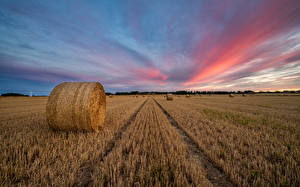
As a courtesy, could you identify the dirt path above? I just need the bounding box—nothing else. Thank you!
[153,98,235,187]
[75,98,234,186]
[73,99,148,186]
[96,99,212,186]
[100,99,148,160]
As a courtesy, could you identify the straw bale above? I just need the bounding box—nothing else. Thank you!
[166,94,173,101]
[46,82,106,132]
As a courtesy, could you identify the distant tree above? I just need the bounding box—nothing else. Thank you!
[130,91,139,95]
[175,90,187,95]
[244,90,254,94]
[1,93,28,96]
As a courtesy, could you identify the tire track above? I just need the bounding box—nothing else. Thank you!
[153,98,235,187]
[100,99,148,160]
[73,99,148,186]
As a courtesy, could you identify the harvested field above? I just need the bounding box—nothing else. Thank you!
[0,95,299,186]
[154,95,300,186]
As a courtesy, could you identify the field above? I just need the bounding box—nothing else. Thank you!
[0,95,299,186]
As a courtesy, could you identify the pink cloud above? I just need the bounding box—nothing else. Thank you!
[185,0,300,86]
[130,67,168,84]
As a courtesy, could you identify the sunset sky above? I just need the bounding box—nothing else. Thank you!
[0,0,300,94]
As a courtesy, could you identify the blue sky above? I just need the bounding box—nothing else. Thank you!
[0,0,300,94]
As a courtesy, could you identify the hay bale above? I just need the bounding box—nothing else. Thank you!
[166,94,173,101]
[46,82,106,132]
[242,94,246,97]
[109,95,113,98]
[229,94,234,97]
[186,95,190,98]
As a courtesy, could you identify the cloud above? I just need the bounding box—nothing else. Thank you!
[185,0,300,85]
[0,0,299,92]
[190,61,300,91]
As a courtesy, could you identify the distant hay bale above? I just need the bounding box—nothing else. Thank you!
[186,95,190,98]
[46,82,106,132]
[166,94,173,101]
[109,95,113,98]
[242,94,246,97]
[229,94,234,97]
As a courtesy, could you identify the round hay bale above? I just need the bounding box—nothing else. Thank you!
[166,94,173,101]
[229,94,234,97]
[186,95,190,98]
[109,95,113,98]
[46,82,106,132]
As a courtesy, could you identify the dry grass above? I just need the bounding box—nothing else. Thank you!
[93,99,211,186]
[1,94,299,186]
[0,96,145,186]
[155,95,300,186]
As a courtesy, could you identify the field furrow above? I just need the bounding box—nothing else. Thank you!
[155,96,300,186]
[93,99,212,186]
[73,99,148,186]
[153,98,235,187]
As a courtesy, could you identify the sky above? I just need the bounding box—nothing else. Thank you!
[0,0,300,94]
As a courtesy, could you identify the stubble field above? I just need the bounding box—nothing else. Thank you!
[0,95,299,186]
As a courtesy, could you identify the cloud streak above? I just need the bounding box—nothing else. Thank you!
[186,0,300,85]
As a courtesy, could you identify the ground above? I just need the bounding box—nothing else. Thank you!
[0,95,299,186]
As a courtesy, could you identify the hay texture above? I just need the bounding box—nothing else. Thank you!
[46,82,106,132]
[166,94,173,101]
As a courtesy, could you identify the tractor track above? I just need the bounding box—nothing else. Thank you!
[73,99,148,186]
[100,99,148,160]
[153,98,235,187]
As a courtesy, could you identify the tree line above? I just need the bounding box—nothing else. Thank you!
[106,90,300,95]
